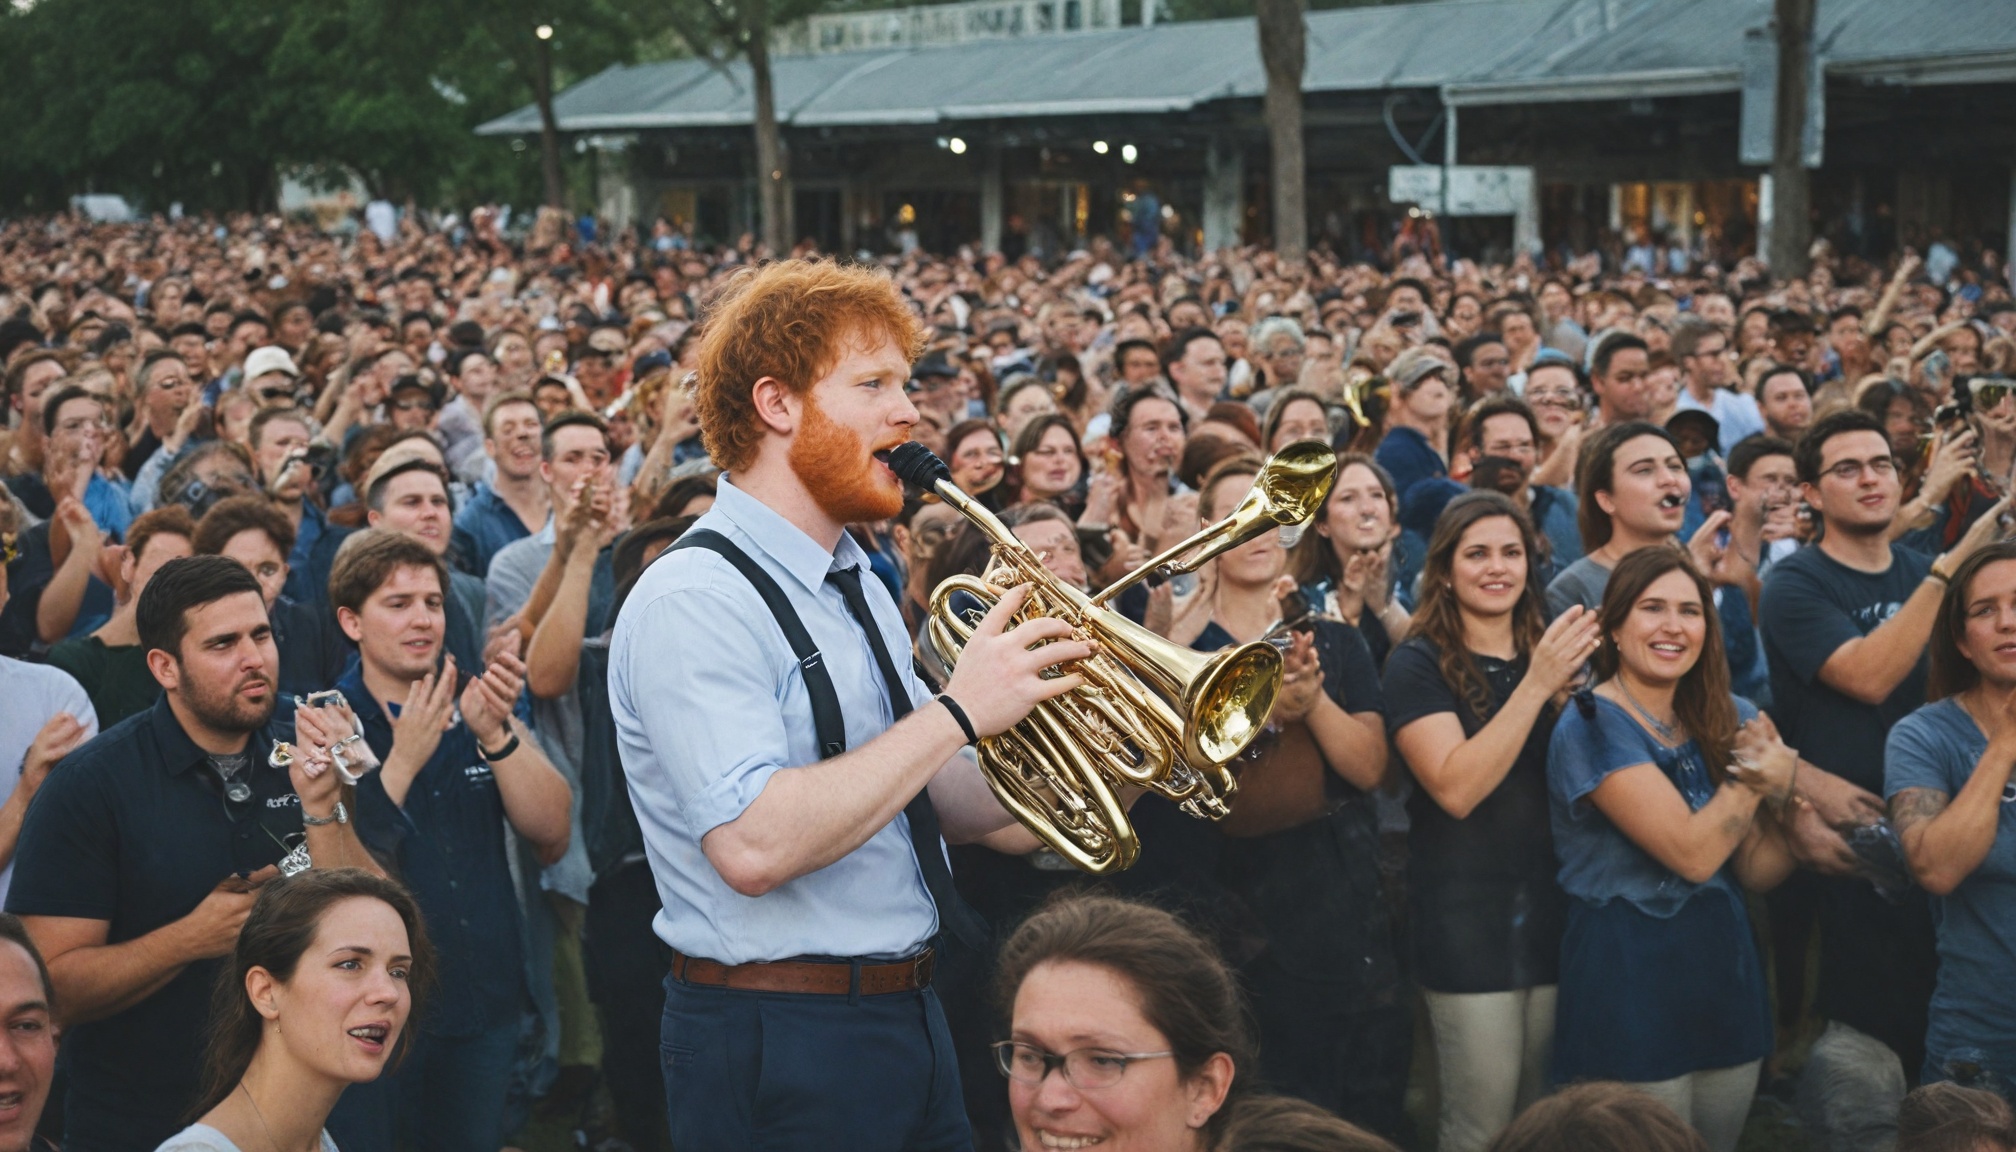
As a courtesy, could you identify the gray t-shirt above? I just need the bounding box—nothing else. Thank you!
[0,656,96,903]
[1546,554,1612,619]
[154,1123,339,1152]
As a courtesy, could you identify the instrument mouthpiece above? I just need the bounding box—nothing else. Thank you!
[887,442,953,490]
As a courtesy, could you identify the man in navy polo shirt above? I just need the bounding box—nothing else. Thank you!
[6,556,374,1152]
[329,529,571,1152]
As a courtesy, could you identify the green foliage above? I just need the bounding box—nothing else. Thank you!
[0,0,648,212]
[0,0,1420,213]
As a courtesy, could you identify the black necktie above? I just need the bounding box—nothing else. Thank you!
[827,565,990,951]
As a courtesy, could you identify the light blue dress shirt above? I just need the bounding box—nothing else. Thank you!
[610,476,939,964]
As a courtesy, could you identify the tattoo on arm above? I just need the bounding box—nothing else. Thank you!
[1890,787,1951,836]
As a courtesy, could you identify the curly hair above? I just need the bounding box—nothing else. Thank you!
[692,260,928,474]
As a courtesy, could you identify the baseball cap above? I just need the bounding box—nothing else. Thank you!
[1388,348,1451,393]
[388,374,445,408]
[908,352,959,390]
[360,441,447,496]
[243,346,300,381]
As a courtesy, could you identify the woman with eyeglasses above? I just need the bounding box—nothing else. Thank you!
[993,893,1246,1151]
[1523,358,1586,491]
[1885,541,2016,1096]
[943,419,1009,512]
[1548,547,1798,1152]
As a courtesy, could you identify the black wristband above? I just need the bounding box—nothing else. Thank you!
[937,695,979,745]
[477,731,521,762]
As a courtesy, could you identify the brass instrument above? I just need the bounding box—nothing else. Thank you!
[886,440,1337,873]
[1338,370,1386,431]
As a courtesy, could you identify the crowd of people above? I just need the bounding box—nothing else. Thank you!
[1,204,2015,1152]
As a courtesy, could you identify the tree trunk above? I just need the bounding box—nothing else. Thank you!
[533,36,566,210]
[1257,0,1307,263]
[1768,0,1814,276]
[747,10,792,255]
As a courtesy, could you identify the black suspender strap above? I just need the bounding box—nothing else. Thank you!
[665,530,848,760]
[661,529,990,950]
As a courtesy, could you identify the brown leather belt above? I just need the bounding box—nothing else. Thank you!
[670,948,935,996]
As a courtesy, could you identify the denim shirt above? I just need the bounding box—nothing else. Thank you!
[341,664,526,1038]
[1548,692,1758,918]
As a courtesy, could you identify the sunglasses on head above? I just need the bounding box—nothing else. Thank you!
[1970,376,2016,408]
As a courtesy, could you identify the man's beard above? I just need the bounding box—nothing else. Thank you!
[789,396,905,524]
[181,664,278,734]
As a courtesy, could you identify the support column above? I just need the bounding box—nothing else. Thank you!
[1514,169,1541,257]
[594,143,638,232]
[2008,168,2016,284]
[1756,173,1775,266]
[1204,136,1244,254]
[980,145,1004,254]
[840,183,858,255]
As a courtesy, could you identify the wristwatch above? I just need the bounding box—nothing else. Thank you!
[302,801,348,827]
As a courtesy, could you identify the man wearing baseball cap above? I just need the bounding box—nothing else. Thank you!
[242,346,300,409]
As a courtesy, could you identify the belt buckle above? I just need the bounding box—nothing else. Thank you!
[913,949,935,989]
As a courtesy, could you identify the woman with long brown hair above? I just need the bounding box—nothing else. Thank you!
[1884,540,2016,1095]
[1167,454,1405,1139]
[1547,547,1798,1152]
[155,870,432,1152]
[1384,491,1597,1152]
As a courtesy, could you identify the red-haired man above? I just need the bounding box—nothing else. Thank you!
[611,260,1089,1147]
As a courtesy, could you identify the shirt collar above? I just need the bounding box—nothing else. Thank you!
[149,692,273,776]
[712,474,871,594]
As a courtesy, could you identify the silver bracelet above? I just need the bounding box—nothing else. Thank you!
[302,801,348,827]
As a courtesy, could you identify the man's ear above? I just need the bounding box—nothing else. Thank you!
[337,606,364,644]
[146,647,181,692]
[750,377,799,437]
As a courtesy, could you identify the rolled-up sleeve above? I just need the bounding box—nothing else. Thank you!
[616,577,796,840]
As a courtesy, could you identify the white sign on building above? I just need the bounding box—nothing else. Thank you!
[1388,165,1540,253]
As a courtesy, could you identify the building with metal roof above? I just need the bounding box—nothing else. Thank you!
[479,0,2016,261]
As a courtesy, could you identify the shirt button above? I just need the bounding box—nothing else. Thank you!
[449,880,458,890]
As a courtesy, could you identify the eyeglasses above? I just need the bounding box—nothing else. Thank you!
[1527,391,1583,410]
[991,1042,1173,1090]
[1822,456,1898,482]
[392,400,437,413]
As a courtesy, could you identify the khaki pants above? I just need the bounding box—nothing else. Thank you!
[1634,1060,1762,1152]
[1423,986,1557,1152]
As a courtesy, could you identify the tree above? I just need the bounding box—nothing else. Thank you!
[1257,0,1307,262]
[0,0,637,213]
[1767,0,1816,277]
[662,0,830,254]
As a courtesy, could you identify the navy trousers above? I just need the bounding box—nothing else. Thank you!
[661,970,974,1151]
